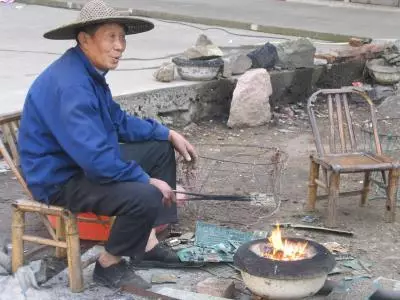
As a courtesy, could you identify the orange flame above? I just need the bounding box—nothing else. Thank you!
[263,223,308,261]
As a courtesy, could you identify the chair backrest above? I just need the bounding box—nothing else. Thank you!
[0,111,33,198]
[307,87,382,156]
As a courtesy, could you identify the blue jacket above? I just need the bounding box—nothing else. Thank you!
[18,46,169,203]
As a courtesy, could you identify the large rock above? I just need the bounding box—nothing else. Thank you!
[153,62,175,82]
[227,69,272,128]
[184,34,223,59]
[247,43,278,69]
[275,38,316,69]
[222,53,252,77]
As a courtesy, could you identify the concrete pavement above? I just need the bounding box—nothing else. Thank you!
[16,0,400,41]
[0,3,302,115]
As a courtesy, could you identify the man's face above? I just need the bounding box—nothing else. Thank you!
[79,23,126,71]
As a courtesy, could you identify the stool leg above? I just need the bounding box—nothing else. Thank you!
[305,160,320,211]
[64,212,83,293]
[360,171,371,207]
[11,207,25,273]
[326,172,340,228]
[385,169,399,223]
[55,216,67,258]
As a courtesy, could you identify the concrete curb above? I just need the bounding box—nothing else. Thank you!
[16,0,365,42]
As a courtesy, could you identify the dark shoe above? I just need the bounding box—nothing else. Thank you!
[93,259,151,289]
[131,243,204,268]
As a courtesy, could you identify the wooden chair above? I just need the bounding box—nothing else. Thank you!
[0,111,111,293]
[305,87,400,227]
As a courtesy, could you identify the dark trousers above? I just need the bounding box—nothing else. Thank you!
[50,141,177,257]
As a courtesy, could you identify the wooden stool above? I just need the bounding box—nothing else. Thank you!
[12,199,83,292]
[0,111,113,292]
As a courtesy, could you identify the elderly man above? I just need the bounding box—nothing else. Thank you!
[18,0,196,289]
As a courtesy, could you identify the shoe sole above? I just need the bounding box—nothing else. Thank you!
[93,273,118,289]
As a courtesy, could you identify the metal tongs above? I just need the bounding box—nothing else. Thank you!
[173,190,263,202]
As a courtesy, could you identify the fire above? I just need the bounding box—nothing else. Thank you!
[263,224,308,261]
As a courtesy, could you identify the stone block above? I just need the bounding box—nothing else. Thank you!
[227,69,272,128]
[196,277,235,298]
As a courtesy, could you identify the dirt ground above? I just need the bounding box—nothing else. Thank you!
[0,101,399,299]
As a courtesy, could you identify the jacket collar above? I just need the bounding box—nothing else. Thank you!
[72,46,109,86]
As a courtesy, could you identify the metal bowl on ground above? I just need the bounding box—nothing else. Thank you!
[233,238,336,299]
[366,58,400,85]
[172,56,224,81]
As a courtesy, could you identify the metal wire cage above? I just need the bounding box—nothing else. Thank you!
[361,117,400,203]
[176,144,288,229]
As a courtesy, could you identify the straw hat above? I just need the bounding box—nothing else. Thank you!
[44,0,154,40]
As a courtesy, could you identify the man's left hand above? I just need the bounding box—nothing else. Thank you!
[168,130,197,162]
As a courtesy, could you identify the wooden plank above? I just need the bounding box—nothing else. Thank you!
[327,172,340,228]
[335,94,346,152]
[328,95,335,153]
[0,140,32,197]
[11,208,25,273]
[65,213,83,292]
[2,124,19,166]
[0,111,21,125]
[22,235,67,248]
[342,94,356,150]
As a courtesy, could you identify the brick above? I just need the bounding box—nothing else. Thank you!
[196,277,235,299]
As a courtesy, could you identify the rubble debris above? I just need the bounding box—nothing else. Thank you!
[342,258,372,273]
[196,277,235,299]
[338,43,385,61]
[179,232,194,243]
[348,37,372,48]
[121,285,177,300]
[227,69,272,128]
[247,43,278,69]
[153,62,175,82]
[323,242,349,254]
[301,215,318,223]
[151,273,178,284]
[166,238,181,247]
[184,34,223,60]
[378,95,400,118]
[156,287,232,300]
[0,251,10,273]
[275,38,316,69]
[28,260,47,284]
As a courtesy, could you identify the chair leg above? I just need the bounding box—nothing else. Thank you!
[326,172,340,228]
[11,207,25,273]
[360,171,371,207]
[385,169,399,223]
[305,160,320,212]
[55,216,67,258]
[64,212,84,293]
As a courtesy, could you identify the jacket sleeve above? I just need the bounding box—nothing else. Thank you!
[50,84,150,183]
[109,98,170,143]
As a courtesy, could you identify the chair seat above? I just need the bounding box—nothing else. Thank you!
[311,152,400,173]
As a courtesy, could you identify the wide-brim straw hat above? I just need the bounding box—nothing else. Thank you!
[44,0,154,40]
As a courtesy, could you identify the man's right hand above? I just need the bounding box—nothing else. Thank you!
[149,178,176,207]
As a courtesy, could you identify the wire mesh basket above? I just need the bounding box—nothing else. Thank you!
[361,117,400,203]
[176,144,288,230]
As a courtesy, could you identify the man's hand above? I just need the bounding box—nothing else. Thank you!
[168,130,197,162]
[149,178,176,207]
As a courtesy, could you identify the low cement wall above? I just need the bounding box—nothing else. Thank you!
[115,60,365,127]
